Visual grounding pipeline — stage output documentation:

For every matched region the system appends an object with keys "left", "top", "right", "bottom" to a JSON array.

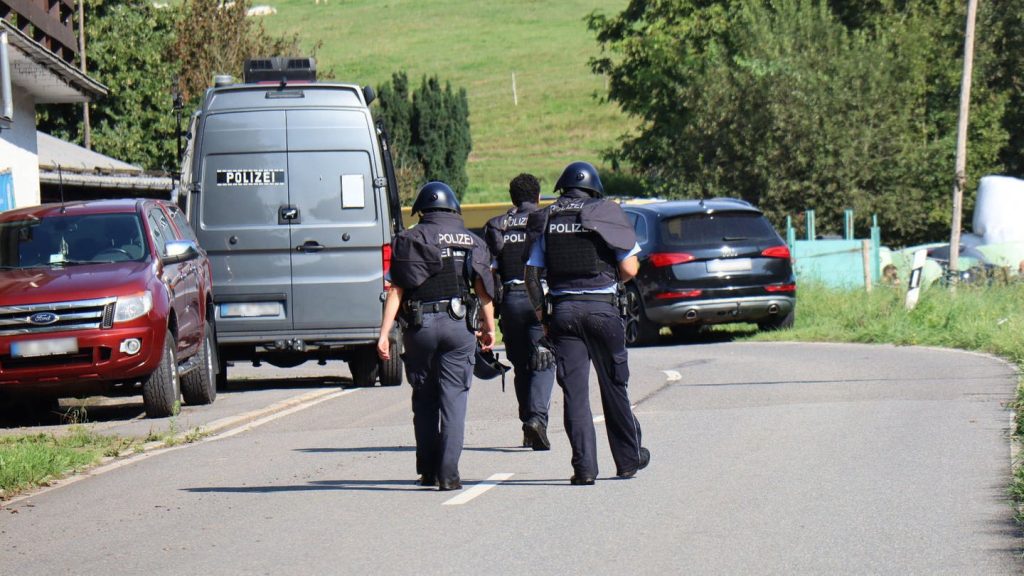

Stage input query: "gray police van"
[{"left": 176, "top": 57, "right": 404, "bottom": 387}]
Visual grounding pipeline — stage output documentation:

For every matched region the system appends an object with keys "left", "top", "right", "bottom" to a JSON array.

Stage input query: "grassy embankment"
[
  {"left": 748, "top": 281, "right": 1024, "bottom": 520},
  {"left": 259, "top": 0, "right": 632, "bottom": 202}
]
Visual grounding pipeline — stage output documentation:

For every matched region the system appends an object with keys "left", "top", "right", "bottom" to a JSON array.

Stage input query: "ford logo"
[{"left": 29, "top": 312, "right": 59, "bottom": 325}]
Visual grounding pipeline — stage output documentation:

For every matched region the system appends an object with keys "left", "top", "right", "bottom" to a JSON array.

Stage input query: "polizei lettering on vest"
[
  {"left": 503, "top": 231, "right": 527, "bottom": 243},
  {"left": 438, "top": 232, "right": 474, "bottom": 246},
  {"left": 548, "top": 222, "right": 586, "bottom": 234},
  {"left": 505, "top": 215, "right": 529, "bottom": 228}
]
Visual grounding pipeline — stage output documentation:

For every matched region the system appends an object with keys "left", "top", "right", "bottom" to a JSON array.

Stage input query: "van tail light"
[
  {"left": 761, "top": 245, "right": 791, "bottom": 259},
  {"left": 765, "top": 283, "right": 796, "bottom": 293},
  {"left": 653, "top": 289, "right": 703, "bottom": 300},
  {"left": 382, "top": 244, "right": 392, "bottom": 290},
  {"left": 649, "top": 252, "right": 695, "bottom": 267}
]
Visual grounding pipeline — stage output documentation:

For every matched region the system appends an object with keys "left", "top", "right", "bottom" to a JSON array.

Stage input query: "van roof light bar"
[{"left": 244, "top": 57, "right": 316, "bottom": 84}]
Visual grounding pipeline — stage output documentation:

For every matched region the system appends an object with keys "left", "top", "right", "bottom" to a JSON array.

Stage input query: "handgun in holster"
[
  {"left": 465, "top": 295, "right": 481, "bottom": 332},
  {"left": 403, "top": 300, "right": 424, "bottom": 329},
  {"left": 616, "top": 283, "right": 629, "bottom": 318}
]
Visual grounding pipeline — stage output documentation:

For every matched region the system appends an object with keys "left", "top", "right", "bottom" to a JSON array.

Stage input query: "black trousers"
[
  {"left": 498, "top": 288, "right": 555, "bottom": 426},
  {"left": 402, "top": 309, "right": 476, "bottom": 483},
  {"left": 549, "top": 299, "right": 643, "bottom": 478}
]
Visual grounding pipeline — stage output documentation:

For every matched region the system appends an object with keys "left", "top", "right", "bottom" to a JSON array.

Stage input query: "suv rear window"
[{"left": 660, "top": 212, "right": 778, "bottom": 246}]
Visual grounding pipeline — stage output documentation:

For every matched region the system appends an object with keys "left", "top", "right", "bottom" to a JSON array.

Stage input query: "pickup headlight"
[{"left": 114, "top": 291, "right": 153, "bottom": 323}]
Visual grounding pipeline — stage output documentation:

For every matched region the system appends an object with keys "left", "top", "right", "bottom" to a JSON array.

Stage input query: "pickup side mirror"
[{"left": 164, "top": 239, "right": 200, "bottom": 263}]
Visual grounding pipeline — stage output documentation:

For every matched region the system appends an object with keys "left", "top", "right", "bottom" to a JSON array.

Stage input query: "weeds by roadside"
[{"left": 0, "top": 426, "right": 134, "bottom": 500}]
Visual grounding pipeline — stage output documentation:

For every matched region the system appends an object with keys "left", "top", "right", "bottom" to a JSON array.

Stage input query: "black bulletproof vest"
[
  {"left": 544, "top": 198, "right": 617, "bottom": 291},
  {"left": 497, "top": 212, "right": 530, "bottom": 282},
  {"left": 406, "top": 230, "right": 475, "bottom": 302}
]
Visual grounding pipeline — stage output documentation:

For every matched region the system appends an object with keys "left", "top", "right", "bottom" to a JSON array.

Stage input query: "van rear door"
[
  {"left": 198, "top": 110, "right": 293, "bottom": 333},
  {"left": 286, "top": 109, "right": 385, "bottom": 331}
]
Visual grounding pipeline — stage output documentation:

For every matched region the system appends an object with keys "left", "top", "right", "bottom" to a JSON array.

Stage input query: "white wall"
[{"left": 0, "top": 85, "right": 40, "bottom": 209}]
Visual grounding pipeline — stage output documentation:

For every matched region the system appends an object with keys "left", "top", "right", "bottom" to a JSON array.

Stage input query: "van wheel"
[
  {"left": 182, "top": 323, "right": 217, "bottom": 405},
  {"left": 379, "top": 337, "right": 403, "bottom": 387},
  {"left": 350, "top": 347, "right": 379, "bottom": 387},
  {"left": 624, "top": 286, "right": 660, "bottom": 347},
  {"left": 143, "top": 330, "right": 180, "bottom": 418}
]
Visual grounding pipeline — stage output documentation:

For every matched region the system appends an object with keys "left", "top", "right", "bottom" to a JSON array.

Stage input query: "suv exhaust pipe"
[
  {"left": 684, "top": 309, "right": 698, "bottom": 320},
  {"left": 767, "top": 304, "right": 780, "bottom": 315}
]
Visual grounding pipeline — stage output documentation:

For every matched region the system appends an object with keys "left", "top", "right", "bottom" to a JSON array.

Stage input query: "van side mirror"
[{"left": 362, "top": 85, "right": 376, "bottom": 105}]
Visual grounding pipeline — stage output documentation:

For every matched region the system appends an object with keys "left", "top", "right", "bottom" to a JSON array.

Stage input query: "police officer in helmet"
[
  {"left": 378, "top": 181, "right": 496, "bottom": 491},
  {"left": 482, "top": 173, "right": 556, "bottom": 450},
  {"left": 523, "top": 161, "right": 650, "bottom": 485}
]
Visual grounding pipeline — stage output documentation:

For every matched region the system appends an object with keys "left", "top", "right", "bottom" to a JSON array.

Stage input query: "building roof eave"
[{"left": 2, "top": 21, "right": 107, "bottom": 103}]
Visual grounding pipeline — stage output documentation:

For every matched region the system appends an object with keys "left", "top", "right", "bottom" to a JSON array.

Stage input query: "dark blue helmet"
[
  {"left": 474, "top": 346, "right": 510, "bottom": 381},
  {"left": 412, "top": 181, "right": 461, "bottom": 215},
  {"left": 554, "top": 161, "right": 604, "bottom": 197}
]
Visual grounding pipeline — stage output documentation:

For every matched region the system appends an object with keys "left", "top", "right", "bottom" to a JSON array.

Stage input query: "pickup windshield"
[{"left": 0, "top": 213, "right": 147, "bottom": 268}]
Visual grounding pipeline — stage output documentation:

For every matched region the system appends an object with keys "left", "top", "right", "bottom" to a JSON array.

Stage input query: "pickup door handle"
[{"left": 297, "top": 241, "right": 325, "bottom": 253}]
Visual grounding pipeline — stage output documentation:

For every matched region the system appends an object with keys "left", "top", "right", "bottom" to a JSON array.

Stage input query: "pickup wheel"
[
  {"left": 349, "top": 346, "right": 379, "bottom": 387},
  {"left": 182, "top": 323, "right": 217, "bottom": 406},
  {"left": 379, "top": 335, "right": 403, "bottom": 387},
  {"left": 142, "top": 330, "right": 181, "bottom": 418}
]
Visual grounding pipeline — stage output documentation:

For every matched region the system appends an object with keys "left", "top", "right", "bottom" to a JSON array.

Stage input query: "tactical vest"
[
  {"left": 405, "top": 230, "right": 475, "bottom": 302},
  {"left": 497, "top": 211, "right": 530, "bottom": 282},
  {"left": 544, "top": 198, "right": 617, "bottom": 291}
]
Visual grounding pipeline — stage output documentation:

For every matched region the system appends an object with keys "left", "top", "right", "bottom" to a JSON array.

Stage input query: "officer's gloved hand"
[{"left": 529, "top": 336, "right": 556, "bottom": 372}]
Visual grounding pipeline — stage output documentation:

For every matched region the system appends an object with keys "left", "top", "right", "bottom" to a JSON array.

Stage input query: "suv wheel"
[
  {"left": 182, "top": 322, "right": 217, "bottom": 405},
  {"left": 350, "top": 346, "right": 379, "bottom": 387},
  {"left": 379, "top": 334, "right": 403, "bottom": 387},
  {"left": 758, "top": 308, "right": 795, "bottom": 331},
  {"left": 143, "top": 330, "right": 181, "bottom": 418},
  {"left": 624, "top": 286, "right": 660, "bottom": 347}
]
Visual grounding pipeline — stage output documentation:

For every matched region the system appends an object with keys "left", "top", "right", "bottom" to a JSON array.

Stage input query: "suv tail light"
[
  {"left": 382, "top": 244, "right": 392, "bottom": 290},
  {"left": 654, "top": 289, "right": 703, "bottom": 300},
  {"left": 761, "top": 245, "right": 791, "bottom": 259},
  {"left": 765, "top": 283, "right": 796, "bottom": 293},
  {"left": 649, "top": 252, "right": 695, "bottom": 267}
]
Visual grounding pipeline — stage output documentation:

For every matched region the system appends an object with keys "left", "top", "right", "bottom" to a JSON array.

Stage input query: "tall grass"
[{"left": 0, "top": 427, "right": 127, "bottom": 499}]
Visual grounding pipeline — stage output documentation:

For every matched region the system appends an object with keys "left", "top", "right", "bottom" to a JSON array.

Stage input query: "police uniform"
[
  {"left": 380, "top": 182, "right": 495, "bottom": 491},
  {"left": 483, "top": 202, "right": 555, "bottom": 449},
  {"left": 524, "top": 162, "right": 649, "bottom": 484}
]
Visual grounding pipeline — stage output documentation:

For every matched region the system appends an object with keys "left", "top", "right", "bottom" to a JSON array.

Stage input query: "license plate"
[
  {"left": 11, "top": 337, "right": 79, "bottom": 358},
  {"left": 707, "top": 258, "right": 752, "bottom": 273}
]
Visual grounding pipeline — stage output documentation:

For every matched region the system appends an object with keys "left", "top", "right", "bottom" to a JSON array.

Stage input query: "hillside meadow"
[{"left": 257, "top": 0, "right": 632, "bottom": 202}]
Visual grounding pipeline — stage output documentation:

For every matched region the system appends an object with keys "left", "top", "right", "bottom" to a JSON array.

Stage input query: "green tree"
[
  {"left": 588, "top": 0, "right": 1011, "bottom": 245},
  {"left": 38, "top": 0, "right": 306, "bottom": 173}
]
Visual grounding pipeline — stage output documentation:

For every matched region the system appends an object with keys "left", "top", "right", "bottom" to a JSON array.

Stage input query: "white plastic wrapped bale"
[{"left": 973, "top": 175, "right": 1024, "bottom": 243}]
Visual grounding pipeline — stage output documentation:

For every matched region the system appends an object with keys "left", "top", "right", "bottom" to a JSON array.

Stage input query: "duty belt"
[
  {"left": 550, "top": 293, "right": 616, "bottom": 305},
  {"left": 405, "top": 299, "right": 452, "bottom": 314}
]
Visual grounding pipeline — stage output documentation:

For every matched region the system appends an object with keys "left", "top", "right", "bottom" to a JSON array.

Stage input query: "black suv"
[{"left": 621, "top": 199, "right": 796, "bottom": 345}]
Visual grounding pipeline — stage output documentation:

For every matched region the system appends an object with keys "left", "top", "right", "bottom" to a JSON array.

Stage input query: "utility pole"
[
  {"left": 949, "top": 0, "right": 978, "bottom": 284},
  {"left": 78, "top": 0, "right": 91, "bottom": 149}
]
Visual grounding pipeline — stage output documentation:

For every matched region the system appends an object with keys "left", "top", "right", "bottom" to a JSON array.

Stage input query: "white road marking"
[
  {"left": 442, "top": 473, "right": 514, "bottom": 506},
  {"left": 211, "top": 388, "right": 359, "bottom": 441},
  {"left": 662, "top": 370, "right": 682, "bottom": 381},
  {"left": 593, "top": 404, "right": 637, "bottom": 424}
]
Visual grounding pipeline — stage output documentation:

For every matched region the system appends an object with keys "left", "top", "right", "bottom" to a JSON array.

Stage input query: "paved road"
[{"left": 1, "top": 341, "right": 1020, "bottom": 575}]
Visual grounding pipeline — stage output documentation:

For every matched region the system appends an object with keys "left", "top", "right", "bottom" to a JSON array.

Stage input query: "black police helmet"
[
  {"left": 412, "top": 181, "right": 461, "bottom": 215},
  {"left": 474, "top": 346, "right": 510, "bottom": 380},
  {"left": 554, "top": 161, "right": 604, "bottom": 198}
]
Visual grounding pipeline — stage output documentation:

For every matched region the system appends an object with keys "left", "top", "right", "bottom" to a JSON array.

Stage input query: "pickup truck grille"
[{"left": 0, "top": 297, "right": 117, "bottom": 336}]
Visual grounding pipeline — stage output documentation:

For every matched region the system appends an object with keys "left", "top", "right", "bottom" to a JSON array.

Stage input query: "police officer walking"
[
  {"left": 378, "top": 181, "right": 496, "bottom": 491},
  {"left": 482, "top": 173, "right": 556, "bottom": 450},
  {"left": 523, "top": 161, "right": 650, "bottom": 485}
]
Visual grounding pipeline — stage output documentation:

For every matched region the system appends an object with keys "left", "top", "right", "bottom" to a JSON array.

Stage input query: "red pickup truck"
[{"left": 0, "top": 199, "right": 218, "bottom": 419}]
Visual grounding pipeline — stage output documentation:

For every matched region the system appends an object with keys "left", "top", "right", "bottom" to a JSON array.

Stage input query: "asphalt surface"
[{"left": 1, "top": 341, "right": 1020, "bottom": 575}]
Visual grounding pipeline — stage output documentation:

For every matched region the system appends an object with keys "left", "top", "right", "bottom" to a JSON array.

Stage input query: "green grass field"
[{"left": 257, "top": 0, "right": 632, "bottom": 202}]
